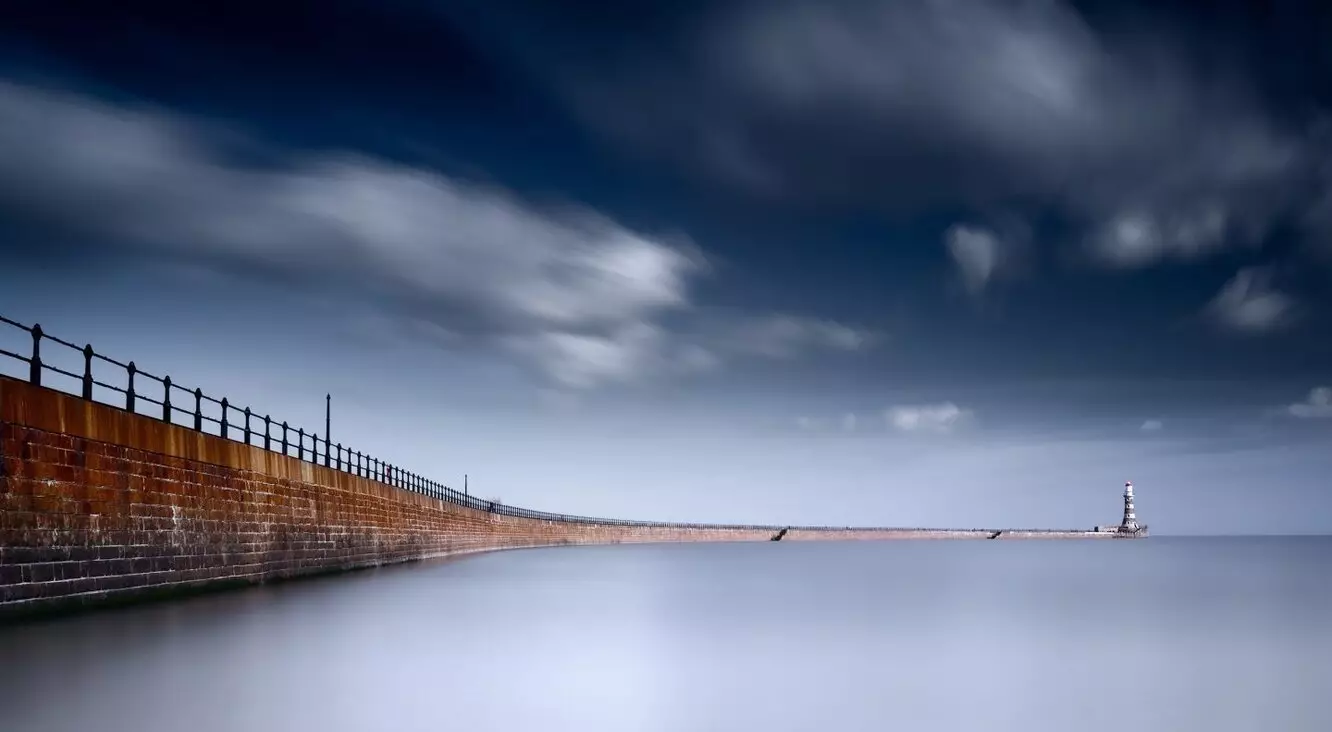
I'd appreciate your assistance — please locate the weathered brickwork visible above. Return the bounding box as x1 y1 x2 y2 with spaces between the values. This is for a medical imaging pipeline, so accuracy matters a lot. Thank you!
0 374 1123 619
0 376 777 618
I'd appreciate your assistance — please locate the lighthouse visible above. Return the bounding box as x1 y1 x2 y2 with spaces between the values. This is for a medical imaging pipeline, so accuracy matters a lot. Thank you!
1120 481 1139 533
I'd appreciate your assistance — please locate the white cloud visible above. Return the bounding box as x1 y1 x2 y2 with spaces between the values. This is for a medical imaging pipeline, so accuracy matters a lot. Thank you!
504 324 667 390
944 224 1003 295
1204 267 1295 334
885 402 974 434
708 313 875 359
1286 387 1332 419
0 79 875 389
1089 203 1238 268
1140 419 1164 432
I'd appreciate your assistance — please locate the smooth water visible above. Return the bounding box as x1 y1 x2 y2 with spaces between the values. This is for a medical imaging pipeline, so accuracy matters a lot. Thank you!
1 537 1329 732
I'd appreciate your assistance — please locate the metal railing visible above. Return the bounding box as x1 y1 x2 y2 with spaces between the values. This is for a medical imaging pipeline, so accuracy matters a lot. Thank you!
0 314 805 530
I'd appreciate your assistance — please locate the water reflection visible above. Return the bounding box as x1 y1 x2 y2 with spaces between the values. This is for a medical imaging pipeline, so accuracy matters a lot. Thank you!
2 538 1329 732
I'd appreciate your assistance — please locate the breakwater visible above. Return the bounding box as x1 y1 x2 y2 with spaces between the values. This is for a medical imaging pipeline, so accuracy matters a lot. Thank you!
0 374 1139 620
0 316 1142 621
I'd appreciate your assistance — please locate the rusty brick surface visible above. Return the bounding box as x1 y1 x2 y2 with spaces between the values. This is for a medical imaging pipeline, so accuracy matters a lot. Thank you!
0 376 788 617
0 375 1120 619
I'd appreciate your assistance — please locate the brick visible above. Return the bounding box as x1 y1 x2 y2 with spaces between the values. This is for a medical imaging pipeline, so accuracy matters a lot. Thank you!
2 379 798 618
0 564 22 585
25 563 56 583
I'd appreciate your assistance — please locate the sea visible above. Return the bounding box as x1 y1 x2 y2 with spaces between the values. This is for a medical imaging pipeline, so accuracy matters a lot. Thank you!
1 537 1329 732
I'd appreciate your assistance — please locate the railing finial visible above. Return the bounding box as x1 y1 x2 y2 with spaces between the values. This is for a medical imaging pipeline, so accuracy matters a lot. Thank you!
81 344 93 399
29 323 42 386
125 361 137 414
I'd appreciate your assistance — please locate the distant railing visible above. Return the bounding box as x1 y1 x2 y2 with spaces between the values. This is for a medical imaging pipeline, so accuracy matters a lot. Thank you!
0 314 811 530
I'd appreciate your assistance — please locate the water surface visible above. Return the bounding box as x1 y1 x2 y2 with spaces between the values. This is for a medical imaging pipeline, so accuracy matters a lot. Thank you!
2 537 1329 731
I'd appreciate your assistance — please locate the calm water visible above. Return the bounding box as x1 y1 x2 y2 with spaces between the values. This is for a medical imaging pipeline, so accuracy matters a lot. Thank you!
1 537 1329 731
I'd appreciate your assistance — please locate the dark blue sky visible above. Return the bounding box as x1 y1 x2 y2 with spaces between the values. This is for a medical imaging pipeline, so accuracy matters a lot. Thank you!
1 0 1329 533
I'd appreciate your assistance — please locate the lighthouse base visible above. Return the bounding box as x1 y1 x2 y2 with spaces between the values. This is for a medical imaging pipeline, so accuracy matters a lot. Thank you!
1091 524 1150 538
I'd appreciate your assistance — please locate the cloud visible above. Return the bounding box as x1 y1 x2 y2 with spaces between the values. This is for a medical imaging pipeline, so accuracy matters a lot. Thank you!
452 0 1320 266
1140 419 1164 432
1204 267 1296 334
1087 204 1238 268
1286 387 1332 419
0 79 872 388
885 402 974 434
944 224 1004 295
503 323 668 389
699 313 876 359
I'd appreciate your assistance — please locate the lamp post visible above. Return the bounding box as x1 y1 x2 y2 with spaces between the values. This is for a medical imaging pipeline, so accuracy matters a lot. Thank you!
325 394 331 467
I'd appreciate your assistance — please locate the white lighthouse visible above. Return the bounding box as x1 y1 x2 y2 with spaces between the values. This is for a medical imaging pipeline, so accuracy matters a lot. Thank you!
1120 481 1139 532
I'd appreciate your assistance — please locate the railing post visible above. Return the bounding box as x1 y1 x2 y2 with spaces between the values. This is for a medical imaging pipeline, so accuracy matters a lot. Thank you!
324 393 331 468
243 408 252 445
264 415 271 450
125 362 137 414
28 324 42 386
281 422 289 455
297 428 305 461
81 344 93 399
193 389 203 431
220 398 229 439
336 443 343 471
162 376 172 422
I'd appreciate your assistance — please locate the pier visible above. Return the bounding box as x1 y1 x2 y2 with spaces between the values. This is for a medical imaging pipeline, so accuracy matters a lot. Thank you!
1 315 1143 620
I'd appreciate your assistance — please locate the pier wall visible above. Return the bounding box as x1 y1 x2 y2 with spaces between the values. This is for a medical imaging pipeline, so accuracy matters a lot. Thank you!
1 376 783 618
0 375 1134 620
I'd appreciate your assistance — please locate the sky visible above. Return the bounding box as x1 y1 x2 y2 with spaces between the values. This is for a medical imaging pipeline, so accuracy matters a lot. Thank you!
0 0 1330 534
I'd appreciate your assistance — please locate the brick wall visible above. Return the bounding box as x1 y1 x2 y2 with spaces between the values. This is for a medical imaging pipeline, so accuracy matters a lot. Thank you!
0 376 775 618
